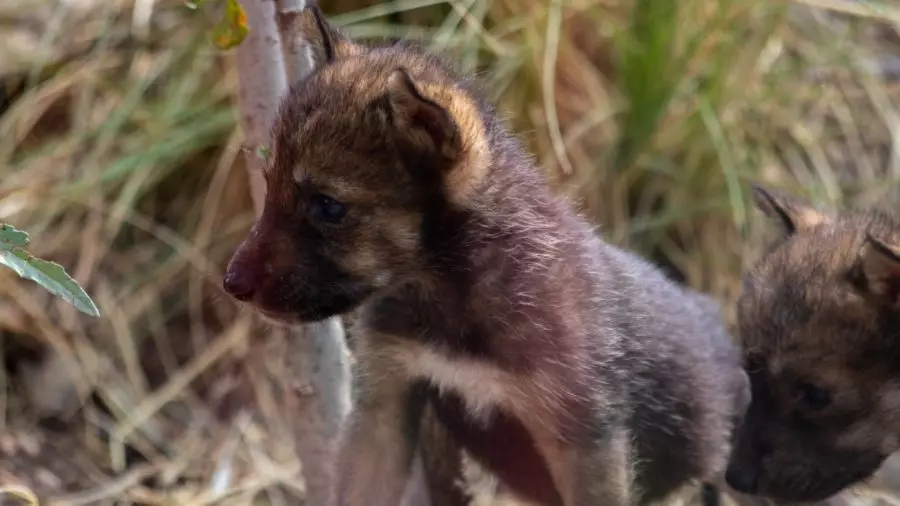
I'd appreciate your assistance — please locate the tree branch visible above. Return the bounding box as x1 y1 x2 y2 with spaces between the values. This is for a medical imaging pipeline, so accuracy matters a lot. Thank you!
233 2 352 505
233 0 285 215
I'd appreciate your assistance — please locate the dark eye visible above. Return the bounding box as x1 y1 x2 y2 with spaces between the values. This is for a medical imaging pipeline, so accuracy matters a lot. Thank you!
309 193 347 224
794 381 831 410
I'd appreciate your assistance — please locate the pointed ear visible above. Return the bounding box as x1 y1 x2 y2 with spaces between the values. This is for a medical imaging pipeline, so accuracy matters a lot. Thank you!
385 68 461 162
860 233 900 307
276 2 359 68
751 183 830 236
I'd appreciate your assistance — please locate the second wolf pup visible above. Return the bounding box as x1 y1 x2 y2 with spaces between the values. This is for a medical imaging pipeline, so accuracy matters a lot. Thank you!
725 184 900 503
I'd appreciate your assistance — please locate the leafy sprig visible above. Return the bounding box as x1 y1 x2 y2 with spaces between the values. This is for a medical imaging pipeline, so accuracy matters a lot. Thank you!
0 223 100 317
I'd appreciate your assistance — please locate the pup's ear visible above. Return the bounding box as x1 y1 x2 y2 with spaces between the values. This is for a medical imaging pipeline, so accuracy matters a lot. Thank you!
277 2 359 68
860 233 900 308
750 183 830 236
385 68 462 162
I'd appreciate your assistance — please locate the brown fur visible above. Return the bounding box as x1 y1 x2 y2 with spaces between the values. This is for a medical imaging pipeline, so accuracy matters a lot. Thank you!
725 184 900 503
222 5 749 506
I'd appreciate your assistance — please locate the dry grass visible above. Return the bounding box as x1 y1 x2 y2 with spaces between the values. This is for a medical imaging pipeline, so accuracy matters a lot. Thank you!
0 0 899 504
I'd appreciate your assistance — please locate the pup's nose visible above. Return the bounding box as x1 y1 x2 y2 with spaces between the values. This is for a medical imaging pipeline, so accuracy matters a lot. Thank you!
222 269 256 301
725 463 759 495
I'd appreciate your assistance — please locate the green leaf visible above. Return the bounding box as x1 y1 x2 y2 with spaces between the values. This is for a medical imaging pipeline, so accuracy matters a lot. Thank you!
0 223 100 317
211 0 249 50
0 224 30 250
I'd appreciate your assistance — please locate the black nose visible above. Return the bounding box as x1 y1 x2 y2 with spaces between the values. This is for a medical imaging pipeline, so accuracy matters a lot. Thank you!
725 463 759 495
223 270 256 301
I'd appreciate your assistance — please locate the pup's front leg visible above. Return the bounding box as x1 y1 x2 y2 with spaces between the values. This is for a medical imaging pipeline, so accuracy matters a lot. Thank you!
332 368 427 506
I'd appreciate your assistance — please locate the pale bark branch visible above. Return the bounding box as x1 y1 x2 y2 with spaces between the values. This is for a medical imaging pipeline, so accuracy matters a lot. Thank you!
234 0 285 215
233 2 352 505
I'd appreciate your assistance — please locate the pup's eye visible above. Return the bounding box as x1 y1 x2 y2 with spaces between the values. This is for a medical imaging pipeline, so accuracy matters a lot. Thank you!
794 381 831 410
309 193 347 223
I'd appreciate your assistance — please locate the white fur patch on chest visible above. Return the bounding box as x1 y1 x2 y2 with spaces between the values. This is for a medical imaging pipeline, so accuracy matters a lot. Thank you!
395 345 516 423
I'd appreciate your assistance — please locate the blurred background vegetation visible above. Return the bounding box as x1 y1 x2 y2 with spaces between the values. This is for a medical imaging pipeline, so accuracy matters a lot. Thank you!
0 0 898 504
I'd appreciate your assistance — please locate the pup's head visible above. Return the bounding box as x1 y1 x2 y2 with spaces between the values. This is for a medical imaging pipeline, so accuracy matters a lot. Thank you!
221 5 490 324
725 184 900 502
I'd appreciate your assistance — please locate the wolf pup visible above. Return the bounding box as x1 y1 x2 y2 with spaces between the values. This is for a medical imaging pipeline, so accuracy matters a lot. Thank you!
221 5 749 506
725 184 900 503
